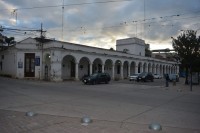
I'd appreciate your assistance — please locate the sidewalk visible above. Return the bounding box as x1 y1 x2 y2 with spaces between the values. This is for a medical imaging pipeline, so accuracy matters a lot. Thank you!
1 109 199 133
164 78 200 94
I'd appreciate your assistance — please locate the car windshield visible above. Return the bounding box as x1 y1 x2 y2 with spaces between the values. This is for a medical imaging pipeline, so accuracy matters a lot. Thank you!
90 73 98 77
139 72 147 76
132 74 138 76
170 74 176 77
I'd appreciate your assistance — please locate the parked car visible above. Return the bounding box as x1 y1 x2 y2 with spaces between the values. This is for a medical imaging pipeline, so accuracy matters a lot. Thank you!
137 72 154 82
169 74 179 82
153 74 161 79
82 72 111 85
129 74 139 81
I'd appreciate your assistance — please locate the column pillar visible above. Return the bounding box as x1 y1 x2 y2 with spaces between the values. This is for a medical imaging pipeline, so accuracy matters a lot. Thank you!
152 66 155 74
90 63 93 75
112 65 115 80
140 65 143 73
145 65 148 73
135 65 138 74
160 67 162 76
177 66 179 74
75 62 79 80
148 66 152 72
175 66 177 74
102 64 105 73
128 64 130 76
120 65 123 79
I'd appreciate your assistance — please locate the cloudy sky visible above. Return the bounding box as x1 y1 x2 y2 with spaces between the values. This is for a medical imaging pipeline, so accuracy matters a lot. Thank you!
0 0 200 50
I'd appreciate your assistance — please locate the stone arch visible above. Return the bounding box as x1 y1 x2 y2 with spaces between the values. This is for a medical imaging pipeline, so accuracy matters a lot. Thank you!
171 66 173 74
62 55 77 80
166 65 169 74
160 64 163 76
148 63 151 72
93 58 103 73
143 62 147 72
79 57 90 79
151 64 156 74
173 66 175 73
114 60 122 79
138 62 142 73
156 64 159 74
104 59 113 77
130 61 136 75
163 65 165 75
123 61 129 79
168 66 171 74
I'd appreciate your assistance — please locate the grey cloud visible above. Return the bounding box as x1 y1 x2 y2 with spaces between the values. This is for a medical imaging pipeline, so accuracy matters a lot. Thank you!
1 0 200 49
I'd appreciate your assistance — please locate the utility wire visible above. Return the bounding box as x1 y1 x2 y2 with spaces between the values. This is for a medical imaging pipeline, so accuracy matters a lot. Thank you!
2 28 41 32
5 12 196 36
46 13 200 33
0 0 135 11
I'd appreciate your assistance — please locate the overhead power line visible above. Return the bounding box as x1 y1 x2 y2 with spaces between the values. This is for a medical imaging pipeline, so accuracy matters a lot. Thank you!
0 0 135 11
3 11 199 38
2 27 41 32
47 13 200 32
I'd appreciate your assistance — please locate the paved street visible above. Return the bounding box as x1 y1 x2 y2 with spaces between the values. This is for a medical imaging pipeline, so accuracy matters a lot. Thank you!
0 77 200 133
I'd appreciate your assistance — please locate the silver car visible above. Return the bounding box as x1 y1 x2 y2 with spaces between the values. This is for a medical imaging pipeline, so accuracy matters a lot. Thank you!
153 74 161 79
129 74 139 81
169 74 179 82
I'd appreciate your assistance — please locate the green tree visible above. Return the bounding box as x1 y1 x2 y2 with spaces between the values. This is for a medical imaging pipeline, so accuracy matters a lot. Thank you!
171 30 200 84
0 36 16 50
5 36 15 46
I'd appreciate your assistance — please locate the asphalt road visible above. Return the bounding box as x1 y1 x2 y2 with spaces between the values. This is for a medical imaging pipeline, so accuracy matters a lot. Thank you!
0 77 200 133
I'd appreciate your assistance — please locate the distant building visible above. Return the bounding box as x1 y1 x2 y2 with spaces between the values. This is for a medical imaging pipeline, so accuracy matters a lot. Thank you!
0 37 178 81
152 53 167 59
116 37 145 56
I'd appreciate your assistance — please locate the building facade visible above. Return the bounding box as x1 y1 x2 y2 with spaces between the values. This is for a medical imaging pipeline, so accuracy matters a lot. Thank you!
0 37 179 81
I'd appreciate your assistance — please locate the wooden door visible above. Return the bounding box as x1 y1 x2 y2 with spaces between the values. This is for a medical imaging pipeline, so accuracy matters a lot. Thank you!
24 53 35 77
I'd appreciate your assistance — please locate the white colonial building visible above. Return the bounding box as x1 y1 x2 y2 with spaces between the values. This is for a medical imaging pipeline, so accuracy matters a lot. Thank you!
0 37 179 81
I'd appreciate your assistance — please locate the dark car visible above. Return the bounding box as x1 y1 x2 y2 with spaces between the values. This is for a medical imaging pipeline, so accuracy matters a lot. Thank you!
82 73 111 85
137 72 154 82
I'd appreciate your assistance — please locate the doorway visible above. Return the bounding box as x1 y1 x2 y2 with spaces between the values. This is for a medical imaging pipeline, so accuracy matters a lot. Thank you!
24 53 35 77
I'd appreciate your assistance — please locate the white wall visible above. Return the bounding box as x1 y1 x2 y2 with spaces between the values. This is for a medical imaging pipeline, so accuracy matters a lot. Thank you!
16 52 24 78
0 50 17 77
16 51 42 79
116 38 145 56
16 38 39 49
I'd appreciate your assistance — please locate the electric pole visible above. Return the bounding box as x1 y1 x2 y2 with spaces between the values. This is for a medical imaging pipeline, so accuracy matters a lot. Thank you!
39 23 46 80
